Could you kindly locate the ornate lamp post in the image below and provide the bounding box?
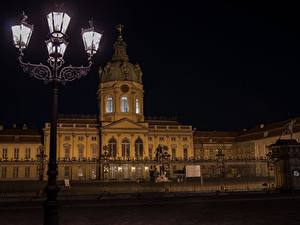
[11,11,102,225]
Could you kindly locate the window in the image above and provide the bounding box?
[183,147,188,160]
[78,136,84,141]
[25,148,31,160]
[172,148,176,159]
[122,138,130,158]
[64,144,71,159]
[64,136,70,141]
[14,148,19,160]
[1,167,7,178]
[108,138,117,157]
[183,137,188,141]
[106,96,113,113]
[159,137,164,141]
[78,144,84,159]
[148,144,153,159]
[120,96,129,112]
[171,137,176,141]
[148,137,153,141]
[64,166,70,177]
[13,166,19,178]
[2,148,8,159]
[135,98,140,114]
[91,136,97,141]
[25,167,30,177]
[91,145,98,159]
[135,138,143,159]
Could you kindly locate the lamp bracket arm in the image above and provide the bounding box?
[18,56,52,81]
[58,61,92,83]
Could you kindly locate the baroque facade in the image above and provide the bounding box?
[0,26,298,183]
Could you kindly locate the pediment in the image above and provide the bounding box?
[102,118,148,130]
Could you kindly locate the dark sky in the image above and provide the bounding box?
[1,0,300,131]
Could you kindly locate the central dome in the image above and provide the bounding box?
[100,61,142,84]
[99,25,142,84]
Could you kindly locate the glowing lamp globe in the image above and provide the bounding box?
[47,12,71,38]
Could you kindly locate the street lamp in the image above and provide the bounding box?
[11,11,102,225]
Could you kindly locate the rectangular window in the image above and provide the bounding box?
[172,148,176,159]
[92,146,97,159]
[2,148,8,159]
[25,167,30,177]
[183,148,188,160]
[64,166,70,177]
[171,137,176,141]
[1,167,7,178]
[159,137,164,141]
[183,137,188,141]
[148,145,153,159]
[78,146,84,159]
[13,166,19,178]
[14,148,19,160]
[78,136,84,141]
[64,136,70,141]
[91,136,97,141]
[64,148,70,159]
[25,148,31,160]
[148,137,153,141]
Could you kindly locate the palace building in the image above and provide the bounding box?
[0,26,299,184]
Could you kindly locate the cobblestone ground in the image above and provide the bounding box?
[1,196,300,225]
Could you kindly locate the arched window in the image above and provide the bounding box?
[135,137,143,159]
[135,97,140,114]
[120,96,129,112]
[121,138,130,158]
[108,138,117,157]
[106,96,113,113]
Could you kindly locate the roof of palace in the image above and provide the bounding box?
[0,125,43,143]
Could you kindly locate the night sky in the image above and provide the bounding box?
[1,0,300,131]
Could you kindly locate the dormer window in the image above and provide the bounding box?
[120,96,129,112]
[106,96,113,113]
[135,98,140,114]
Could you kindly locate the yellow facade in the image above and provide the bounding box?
[2,26,297,183]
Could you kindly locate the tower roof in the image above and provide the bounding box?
[99,24,143,84]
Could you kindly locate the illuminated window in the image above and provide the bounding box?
[91,144,98,159]
[78,144,84,159]
[135,98,140,114]
[13,166,18,178]
[14,148,19,160]
[64,166,70,177]
[135,138,143,159]
[78,136,84,141]
[108,138,117,157]
[106,96,113,113]
[148,144,153,159]
[64,144,70,159]
[25,167,30,177]
[25,148,31,160]
[120,96,129,112]
[122,138,130,158]
[2,148,8,159]
[183,147,188,160]
[64,136,70,141]
[1,167,7,178]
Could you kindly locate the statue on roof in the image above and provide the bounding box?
[279,119,296,140]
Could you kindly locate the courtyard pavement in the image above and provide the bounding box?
[1,192,299,225]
